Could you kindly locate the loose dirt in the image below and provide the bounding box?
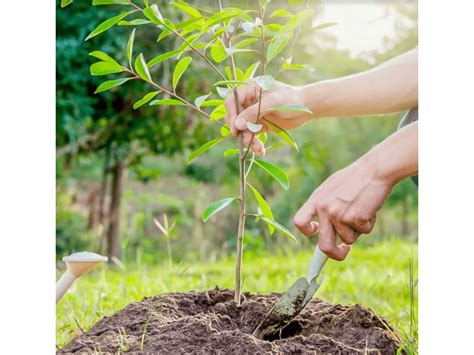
[58,288,402,354]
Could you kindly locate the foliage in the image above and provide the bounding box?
[81,0,331,302]
[56,190,93,259]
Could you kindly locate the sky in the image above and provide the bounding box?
[316,0,405,58]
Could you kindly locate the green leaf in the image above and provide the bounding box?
[244,62,260,79]
[266,142,286,153]
[92,0,129,5]
[204,8,243,29]
[127,28,136,68]
[201,99,223,107]
[177,33,202,51]
[264,119,299,151]
[143,4,163,24]
[195,93,211,108]
[60,0,74,8]
[118,19,150,26]
[133,91,160,109]
[170,1,202,18]
[282,61,314,72]
[150,99,185,106]
[210,104,226,120]
[247,182,275,234]
[278,9,314,35]
[202,198,237,223]
[235,38,258,48]
[260,217,297,242]
[147,49,183,68]
[89,51,120,66]
[225,48,256,56]
[267,34,290,62]
[134,53,151,81]
[188,137,224,164]
[253,160,290,190]
[90,62,123,76]
[213,80,248,87]
[220,125,231,137]
[268,105,313,114]
[85,11,134,41]
[210,41,228,63]
[224,149,239,156]
[270,9,293,18]
[216,86,230,99]
[255,75,274,91]
[94,77,133,94]
[313,22,338,30]
[157,28,172,42]
[172,57,192,91]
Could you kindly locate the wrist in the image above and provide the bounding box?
[299,81,334,119]
[357,148,399,188]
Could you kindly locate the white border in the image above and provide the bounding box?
[0,1,56,353]
[420,0,474,353]
[1,0,474,353]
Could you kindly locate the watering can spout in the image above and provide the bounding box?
[56,251,108,304]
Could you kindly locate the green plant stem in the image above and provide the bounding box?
[218,0,246,305]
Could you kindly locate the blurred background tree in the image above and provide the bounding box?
[56,0,418,265]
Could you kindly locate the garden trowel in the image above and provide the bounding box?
[252,245,328,339]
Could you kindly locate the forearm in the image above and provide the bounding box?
[360,121,418,186]
[301,49,418,118]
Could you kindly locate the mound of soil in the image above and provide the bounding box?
[59,288,401,354]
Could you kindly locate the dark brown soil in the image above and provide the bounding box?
[58,288,402,354]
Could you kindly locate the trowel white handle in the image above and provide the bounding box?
[307,245,328,281]
[56,270,77,304]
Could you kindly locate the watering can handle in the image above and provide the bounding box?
[307,245,328,281]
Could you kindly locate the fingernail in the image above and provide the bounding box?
[235,117,246,130]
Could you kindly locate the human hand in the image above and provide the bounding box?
[293,158,393,260]
[224,81,313,156]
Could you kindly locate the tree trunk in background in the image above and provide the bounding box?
[107,160,124,260]
[98,146,111,254]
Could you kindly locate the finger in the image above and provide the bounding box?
[235,103,260,131]
[242,132,265,156]
[235,95,274,131]
[251,138,265,156]
[294,201,319,237]
[318,214,351,261]
[224,86,257,136]
[348,216,376,234]
[331,219,360,245]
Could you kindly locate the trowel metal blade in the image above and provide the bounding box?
[252,277,310,339]
[302,276,322,307]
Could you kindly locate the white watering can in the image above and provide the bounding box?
[56,251,107,304]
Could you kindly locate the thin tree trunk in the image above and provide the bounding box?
[106,160,124,260]
[98,145,111,254]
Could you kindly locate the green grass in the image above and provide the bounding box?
[57,238,418,352]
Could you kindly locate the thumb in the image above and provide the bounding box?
[234,102,260,131]
[235,97,272,131]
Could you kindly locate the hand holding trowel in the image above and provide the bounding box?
[252,244,328,339]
